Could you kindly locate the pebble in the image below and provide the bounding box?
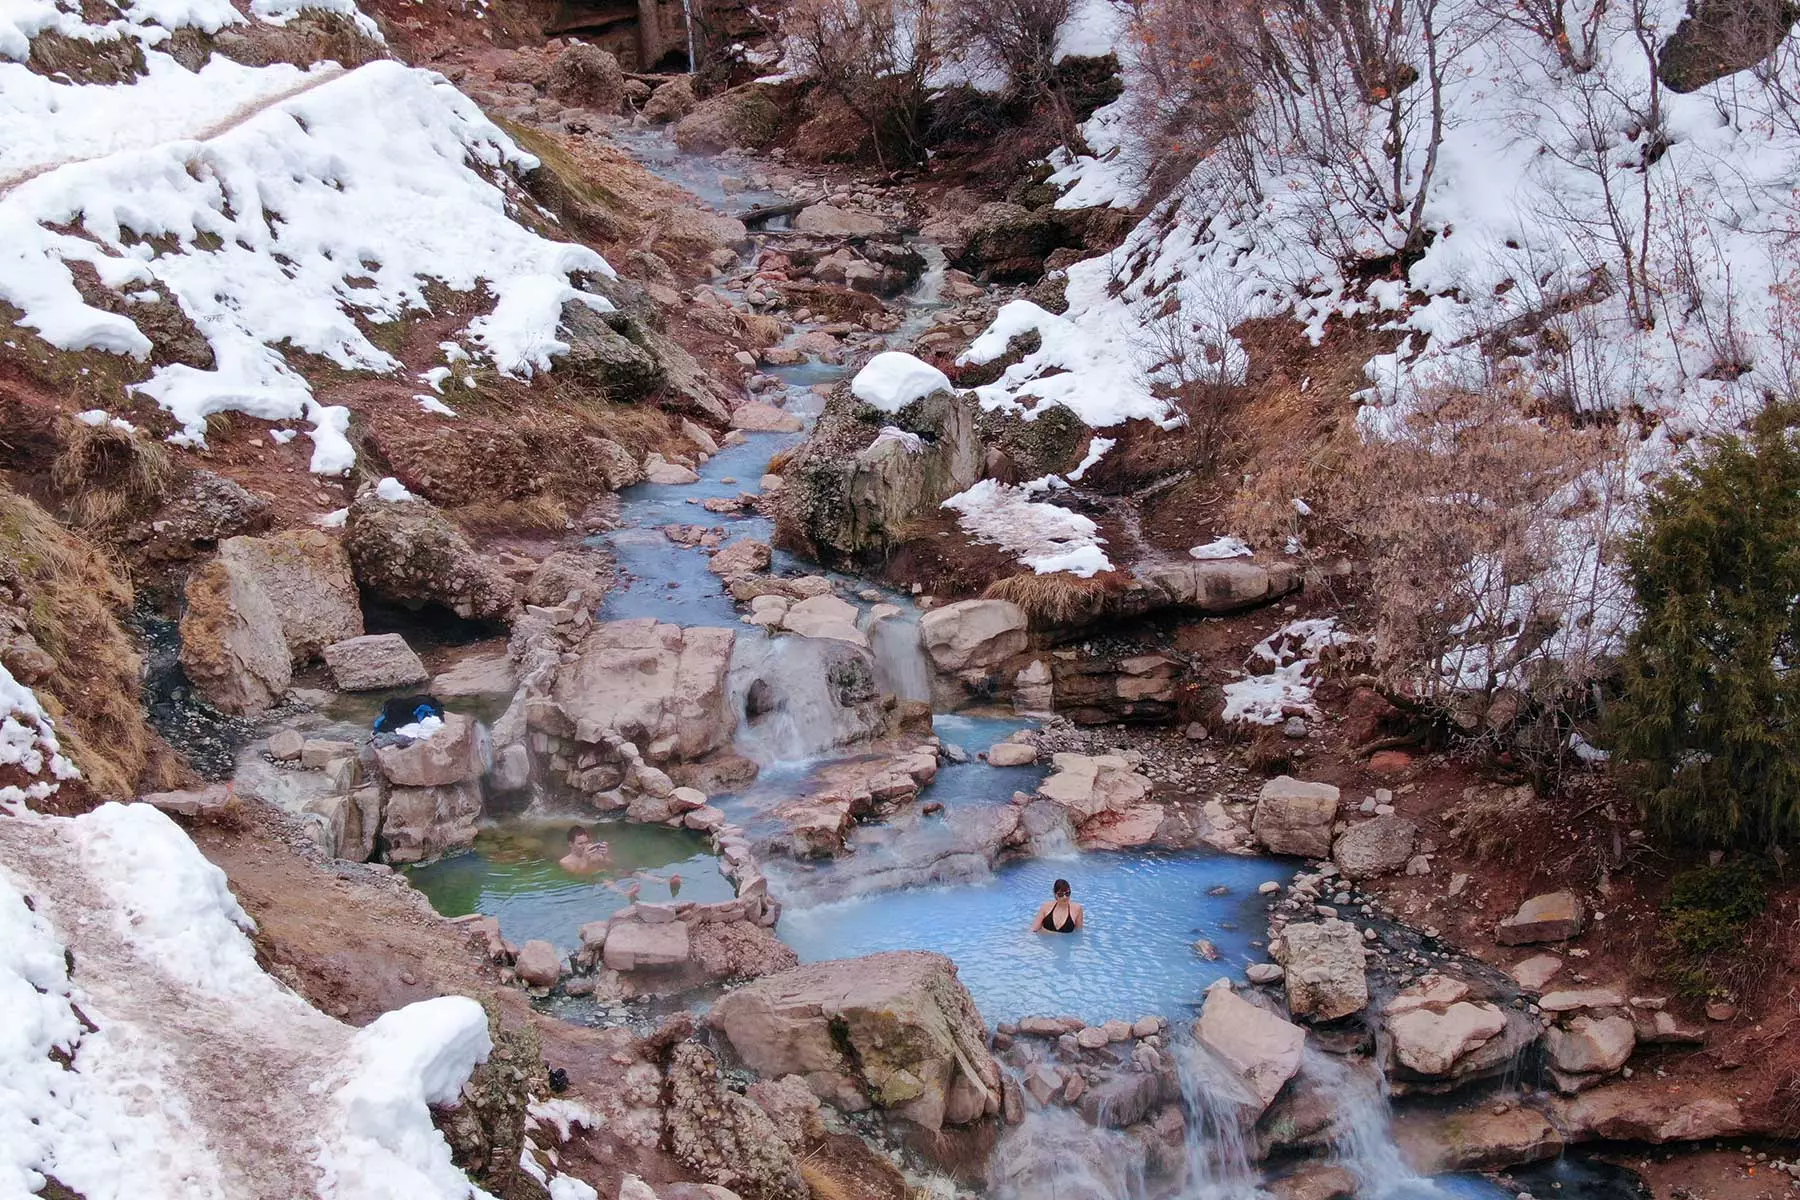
[1257,881,1281,895]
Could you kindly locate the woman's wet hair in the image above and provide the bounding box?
[1053,878,1071,897]
[567,825,590,846]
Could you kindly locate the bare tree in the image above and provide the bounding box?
[942,0,1086,153]
[782,0,940,169]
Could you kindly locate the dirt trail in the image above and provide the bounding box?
[0,816,355,1199]
[0,64,348,198]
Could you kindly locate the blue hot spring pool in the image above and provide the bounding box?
[777,850,1290,1024]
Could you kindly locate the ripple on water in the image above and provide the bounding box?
[404,820,734,950]
[777,851,1290,1024]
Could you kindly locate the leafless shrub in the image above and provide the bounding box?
[942,0,1085,151]
[781,0,940,169]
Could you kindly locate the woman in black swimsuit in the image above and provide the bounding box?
[1031,879,1084,933]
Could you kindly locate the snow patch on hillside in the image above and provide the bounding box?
[2,5,614,474]
[0,661,78,807]
[942,477,1112,576]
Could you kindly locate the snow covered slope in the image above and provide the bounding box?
[1,0,615,473]
[0,793,497,1199]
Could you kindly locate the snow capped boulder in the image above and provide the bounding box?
[322,633,428,691]
[919,598,1029,672]
[1252,777,1340,859]
[851,352,952,413]
[1195,980,1306,1115]
[1331,814,1418,879]
[544,619,736,764]
[709,951,1001,1132]
[178,550,292,716]
[345,486,517,621]
[1279,919,1368,1021]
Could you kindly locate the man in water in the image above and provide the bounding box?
[559,826,610,874]
[1031,878,1084,933]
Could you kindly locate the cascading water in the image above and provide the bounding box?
[868,606,933,702]
[726,632,888,763]
[1170,1036,1267,1199]
[1306,1047,1459,1200]
[989,1106,1149,1200]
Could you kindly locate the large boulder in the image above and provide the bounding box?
[779,387,982,561]
[1331,815,1418,879]
[666,1042,807,1200]
[954,201,1063,282]
[559,301,666,402]
[381,779,483,864]
[1195,981,1305,1115]
[1394,1102,1565,1173]
[1495,891,1584,945]
[674,85,782,152]
[919,599,1029,673]
[374,713,487,787]
[1545,1014,1635,1077]
[1553,1082,1745,1144]
[709,951,1002,1131]
[1659,0,1799,92]
[794,205,889,238]
[322,633,428,691]
[1035,753,1152,823]
[344,488,516,621]
[1128,560,1302,617]
[127,469,271,562]
[214,529,361,662]
[1252,777,1340,859]
[1385,983,1508,1078]
[546,619,735,763]
[1279,920,1368,1021]
[178,551,292,716]
[642,76,696,123]
[546,43,624,111]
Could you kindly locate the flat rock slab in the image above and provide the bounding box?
[1496,890,1584,945]
[602,919,692,971]
[322,633,428,691]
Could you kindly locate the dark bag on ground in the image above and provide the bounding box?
[373,694,444,733]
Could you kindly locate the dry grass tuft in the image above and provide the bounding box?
[0,489,168,801]
[983,569,1129,629]
[51,415,174,531]
[449,494,571,537]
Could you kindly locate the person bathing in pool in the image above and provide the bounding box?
[559,826,610,874]
[1032,878,1084,933]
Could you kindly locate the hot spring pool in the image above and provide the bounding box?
[776,850,1289,1023]
[406,820,735,949]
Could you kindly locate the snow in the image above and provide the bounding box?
[941,478,1112,577]
[1189,536,1253,561]
[1221,619,1351,727]
[2,28,617,475]
[375,476,418,502]
[0,800,496,1200]
[1066,436,1114,481]
[0,661,77,808]
[549,1178,599,1200]
[75,408,136,433]
[957,294,1175,428]
[270,428,297,444]
[1052,0,1124,63]
[868,424,925,454]
[850,351,952,413]
[317,506,349,528]
[417,394,458,417]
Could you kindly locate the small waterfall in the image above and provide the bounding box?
[680,0,697,71]
[893,242,950,344]
[868,608,932,702]
[1306,1048,1449,1200]
[989,1105,1147,1200]
[1169,1038,1266,1199]
[727,633,886,763]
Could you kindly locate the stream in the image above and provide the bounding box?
[402,130,1621,1200]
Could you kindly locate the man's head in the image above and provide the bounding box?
[567,826,591,848]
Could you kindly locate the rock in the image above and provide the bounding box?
[129,469,272,561]
[178,550,292,716]
[1035,754,1152,823]
[709,539,772,577]
[1554,1082,1744,1143]
[1267,1164,1358,1200]
[1246,963,1285,985]
[674,84,781,152]
[305,784,380,862]
[431,647,518,698]
[374,712,486,787]
[643,454,700,485]
[322,633,428,691]
[1546,1015,1635,1075]
[1394,1103,1564,1173]
[986,742,1038,767]
[954,201,1061,282]
[299,738,356,769]
[602,920,692,970]
[1136,559,1302,615]
[1195,982,1306,1115]
[381,780,483,864]
[345,488,516,621]
[919,599,1029,672]
[1509,954,1563,990]
[1387,1002,1507,1076]
[747,1074,825,1150]
[268,728,304,761]
[515,940,563,988]
[666,1042,807,1200]
[141,784,232,817]
[642,76,696,123]
[545,619,736,764]
[1252,777,1341,859]
[729,403,804,433]
[546,43,624,111]
[1280,920,1368,1021]
[1659,0,1799,92]
[794,204,889,237]
[560,301,666,403]
[708,951,1001,1131]
[1495,890,1584,945]
[214,530,362,663]
[1537,987,1625,1013]
[1331,814,1418,879]
[780,594,865,646]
